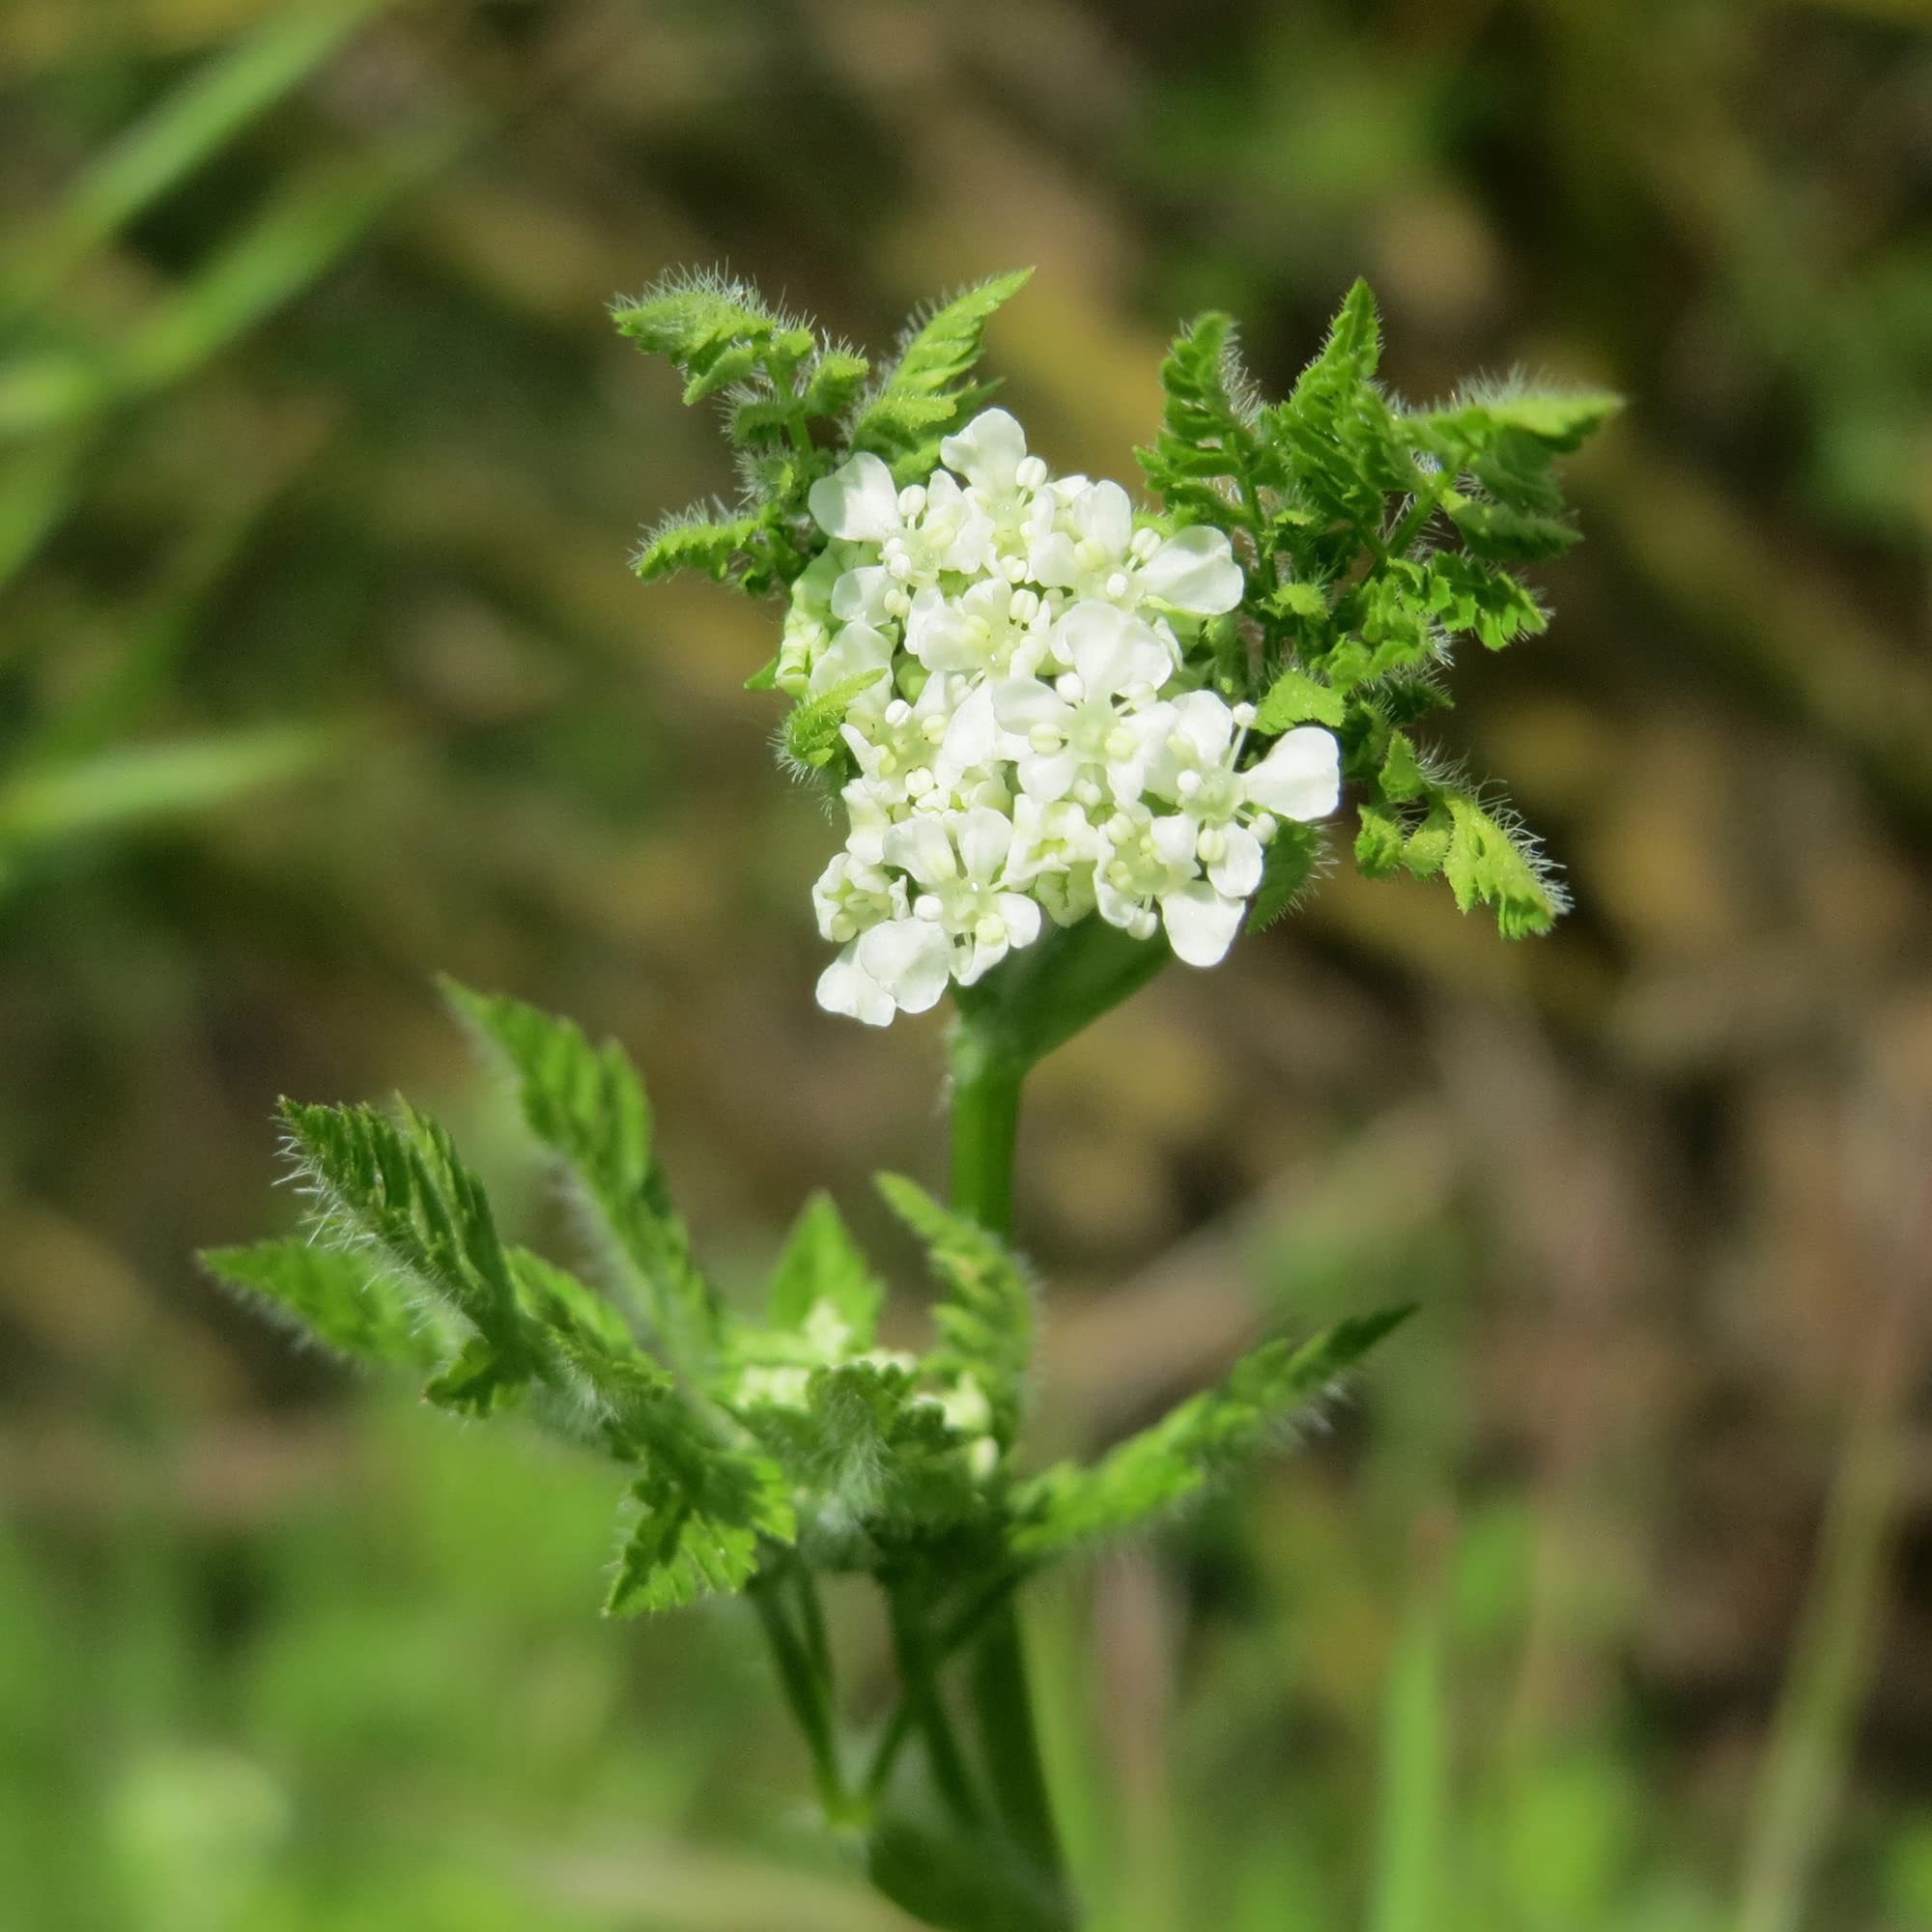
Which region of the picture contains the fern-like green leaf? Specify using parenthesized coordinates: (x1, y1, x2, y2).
(875, 1174, 1031, 1449)
(201, 1236, 447, 1369)
(781, 669, 882, 769)
(633, 507, 765, 584)
(1010, 1307, 1412, 1557)
(1254, 665, 1346, 732)
(1440, 791, 1566, 938)
(767, 1190, 883, 1348)
(277, 1096, 542, 1414)
(442, 980, 722, 1361)
(607, 1451, 796, 1616)
(850, 270, 1032, 476)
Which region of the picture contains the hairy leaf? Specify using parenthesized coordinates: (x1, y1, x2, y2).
(767, 1190, 883, 1348)
(1441, 791, 1566, 938)
(1011, 1307, 1412, 1556)
(851, 270, 1033, 476)
(277, 1096, 541, 1414)
(876, 1174, 1032, 1449)
(201, 1236, 446, 1369)
(442, 980, 721, 1360)
(607, 1451, 795, 1615)
(1254, 664, 1346, 732)
(781, 669, 882, 769)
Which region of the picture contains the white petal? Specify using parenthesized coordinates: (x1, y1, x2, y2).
(1028, 530, 1080, 589)
(1094, 873, 1143, 932)
(955, 806, 1012, 883)
(1017, 748, 1079, 803)
(904, 589, 975, 671)
(941, 682, 999, 772)
(1160, 882, 1243, 967)
(1138, 526, 1244, 614)
(883, 816, 959, 886)
(990, 677, 1065, 735)
(998, 893, 1042, 949)
(1055, 602, 1134, 694)
(1068, 606, 1173, 697)
(816, 947, 895, 1026)
(832, 566, 893, 625)
(1150, 812, 1201, 875)
(810, 621, 895, 693)
(1170, 689, 1236, 762)
(1243, 726, 1341, 821)
(807, 452, 902, 542)
(1105, 753, 1150, 808)
(955, 934, 1008, 987)
(1208, 822, 1264, 898)
(857, 919, 952, 1012)
(1076, 480, 1133, 558)
(940, 408, 1027, 493)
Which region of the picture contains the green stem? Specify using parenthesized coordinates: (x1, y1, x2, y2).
(971, 1597, 1065, 1884)
(947, 967, 1106, 1916)
(1379, 469, 1452, 570)
(751, 1570, 847, 1821)
(949, 1027, 1024, 1236)
(887, 1581, 987, 1830)
(866, 1565, 1034, 1800)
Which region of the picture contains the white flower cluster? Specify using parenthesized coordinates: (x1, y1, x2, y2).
(782, 410, 1342, 1026)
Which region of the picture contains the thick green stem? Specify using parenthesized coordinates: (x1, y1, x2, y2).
(949, 1028, 1024, 1236)
(942, 932, 1160, 1920)
(971, 1597, 1065, 1885)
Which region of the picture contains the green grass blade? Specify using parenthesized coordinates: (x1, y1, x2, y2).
(2, 0, 389, 307)
(1369, 1551, 1448, 1932)
(0, 724, 327, 850)
(1736, 1331, 1909, 1932)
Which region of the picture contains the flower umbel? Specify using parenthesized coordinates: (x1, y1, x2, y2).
(789, 409, 1339, 1024)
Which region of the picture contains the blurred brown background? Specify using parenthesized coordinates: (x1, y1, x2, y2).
(1, 3, 1929, 1928)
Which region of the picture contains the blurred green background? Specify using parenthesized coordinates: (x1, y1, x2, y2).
(3, 1, 1929, 1927)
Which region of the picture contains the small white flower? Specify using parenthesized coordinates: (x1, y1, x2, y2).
(809, 454, 994, 586)
(1094, 806, 1247, 967)
(1028, 477, 1139, 605)
(1004, 795, 1102, 927)
(815, 917, 952, 1026)
(1029, 477, 1243, 616)
(1151, 693, 1341, 896)
(807, 452, 905, 544)
(839, 677, 957, 810)
(905, 579, 1052, 681)
(940, 407, 1047, 555)
(777, 545, 858, 695)
(811, 850, 906, 946)
(884, 806, 1043, 986)
(991, 601, 1175, 806)
(831, 562, 904, 632)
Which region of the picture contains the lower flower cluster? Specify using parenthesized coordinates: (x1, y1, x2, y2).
(785, 409, 1341, 1026)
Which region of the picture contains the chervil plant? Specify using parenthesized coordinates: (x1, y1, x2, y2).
(207, 270, 1614, 1932)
